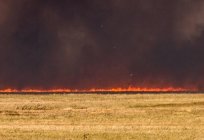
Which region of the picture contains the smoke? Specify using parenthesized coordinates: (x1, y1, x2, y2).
(0, 0, 204, 90)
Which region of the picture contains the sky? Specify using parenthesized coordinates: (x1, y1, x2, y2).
(0, 0, 204, 90)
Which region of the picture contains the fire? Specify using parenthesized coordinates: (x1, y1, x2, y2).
(0, 87, 196, 93)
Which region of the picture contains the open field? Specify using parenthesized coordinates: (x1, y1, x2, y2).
(0, 93, 204, 140)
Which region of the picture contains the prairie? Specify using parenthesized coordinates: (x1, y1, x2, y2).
(0, 93, 203, 140)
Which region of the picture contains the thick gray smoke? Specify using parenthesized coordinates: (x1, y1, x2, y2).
(0, 0, 204, 90)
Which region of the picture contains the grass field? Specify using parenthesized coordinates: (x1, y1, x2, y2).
(0, 93, 203, 140)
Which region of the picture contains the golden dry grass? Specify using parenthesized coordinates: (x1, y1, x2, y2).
(0, 93, 203, 140)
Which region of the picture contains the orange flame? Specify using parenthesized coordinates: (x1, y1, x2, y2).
(0, 87, 197, 93)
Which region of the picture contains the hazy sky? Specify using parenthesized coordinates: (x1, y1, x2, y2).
(0, 0, 204, 90)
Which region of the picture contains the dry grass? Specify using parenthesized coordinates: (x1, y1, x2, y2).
(0, 93, 203, 140)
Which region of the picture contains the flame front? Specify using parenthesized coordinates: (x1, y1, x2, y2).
(0, 87, 196, 93)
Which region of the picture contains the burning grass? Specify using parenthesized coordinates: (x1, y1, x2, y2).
(0, 93, 203, 139)
(0, 86, 195, 93)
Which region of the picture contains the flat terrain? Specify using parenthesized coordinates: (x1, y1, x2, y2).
(0, 93, 203, 140)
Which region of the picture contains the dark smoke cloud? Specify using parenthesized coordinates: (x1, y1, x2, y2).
(0, 0, 204, 90)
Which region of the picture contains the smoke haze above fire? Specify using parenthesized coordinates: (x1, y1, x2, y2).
(0, 0, 204, 90)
